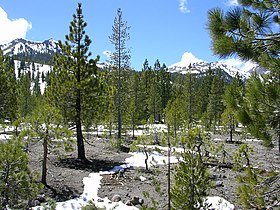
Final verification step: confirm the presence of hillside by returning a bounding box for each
[0,38,61,64]
[1,38,269,82]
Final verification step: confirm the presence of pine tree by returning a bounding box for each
[197,67,214,120]
[141,59,153,122]
[165,98,185,137]
[233,143,278,209]
[24,102,74,185]
[222,73,245,141]
[47,3,104,160]
[109,8,131,139]
[0,135,42,209]
[207,0,280,152]
[207,0,279,69]
[33,71,41,97]
[127,71,143,138]
[205,70,225,131]
[242,72,280,149]
[171,129,210,209]
[0,50,18,122]
[18,73,35,118]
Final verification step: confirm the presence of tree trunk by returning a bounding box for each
[167,137,171,210]
[77,115,85,159]
[42,134,48,185]
[278,122,280,155]
[117,14,122,140]
[76,88,85,160]
[132,117,135,139]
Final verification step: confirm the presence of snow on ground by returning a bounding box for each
[0,134,11,141]
[33,144,234,210]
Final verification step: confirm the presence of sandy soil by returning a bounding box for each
[28,132,280,209]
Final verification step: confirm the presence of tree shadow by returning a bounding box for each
[56,157,126,172]
[43,184,80,202]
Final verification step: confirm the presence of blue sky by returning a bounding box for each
[0,0,241,70]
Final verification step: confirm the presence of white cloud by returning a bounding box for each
[224,0,239,6]
[0,7,32,45]
[103,50,112,58]
[169,52,204,68]
[179,0,190,14]
[221,58,257,72]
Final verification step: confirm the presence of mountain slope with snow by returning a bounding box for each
[168,52,268,80]
[0,38,61,64]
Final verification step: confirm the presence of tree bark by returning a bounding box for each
[76,92,85,160]
[42,133,48,185]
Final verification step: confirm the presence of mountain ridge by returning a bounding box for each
[0,38,61,64]
[0,38,269,79]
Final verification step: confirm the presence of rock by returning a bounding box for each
[139,198,144,205]
[125,200,133,206]
[209,174,218,180]
[139,175,147,181]
[29,199,40,207]
[112,194,121,202]
[215,181,224,187]
[37,195,45,203]
[131,196,143,205]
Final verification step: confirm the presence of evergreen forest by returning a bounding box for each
[0,1,279,209]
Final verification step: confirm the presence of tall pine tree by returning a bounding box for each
[47,3,103,160]
[0,50,18,122]
[109,8,131,139]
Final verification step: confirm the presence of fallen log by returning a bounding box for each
[205,161,233,169]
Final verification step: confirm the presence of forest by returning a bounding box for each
[0,0,279,209]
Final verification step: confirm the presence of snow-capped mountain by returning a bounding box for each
[168,52,267,80]
[0,38,61,64]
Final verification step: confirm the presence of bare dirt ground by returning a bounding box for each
[28,132,280,209]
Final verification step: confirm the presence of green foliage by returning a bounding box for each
[221,73,245,140]
[0,50,18,122]
[18,73,36,118]
[0,135,42,209]
[131,134,157,171]
[109,8,131,139]
[207,0,280,152]
[165,97,185,137]
[141,185,163,210]
[47,3,110,159]
[81,200,105,210]
[241,72,280,148]
[171,129,211,210]
[205,70,225,131]
[233,143,278,209]
[42,198,57,210]
[24,101,74,185]
[207,1,279,69]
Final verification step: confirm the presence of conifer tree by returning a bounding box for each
[141,59,153,122]
[165,98,185,137]
[222,73,244,141]
[127,71,143,138]
[242,73,280,149]
[0,50,18,122]
[0,135,42,209]
[33,71,41,97]
[47,3,105,159]
[205,70,225,131]
[197,67,214,120]
[207,0,279,69]
[18,73,36,118]
[171,130,210,209]
[109,8,131,139]
[25,102,74,185]
[207,0,280,152]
